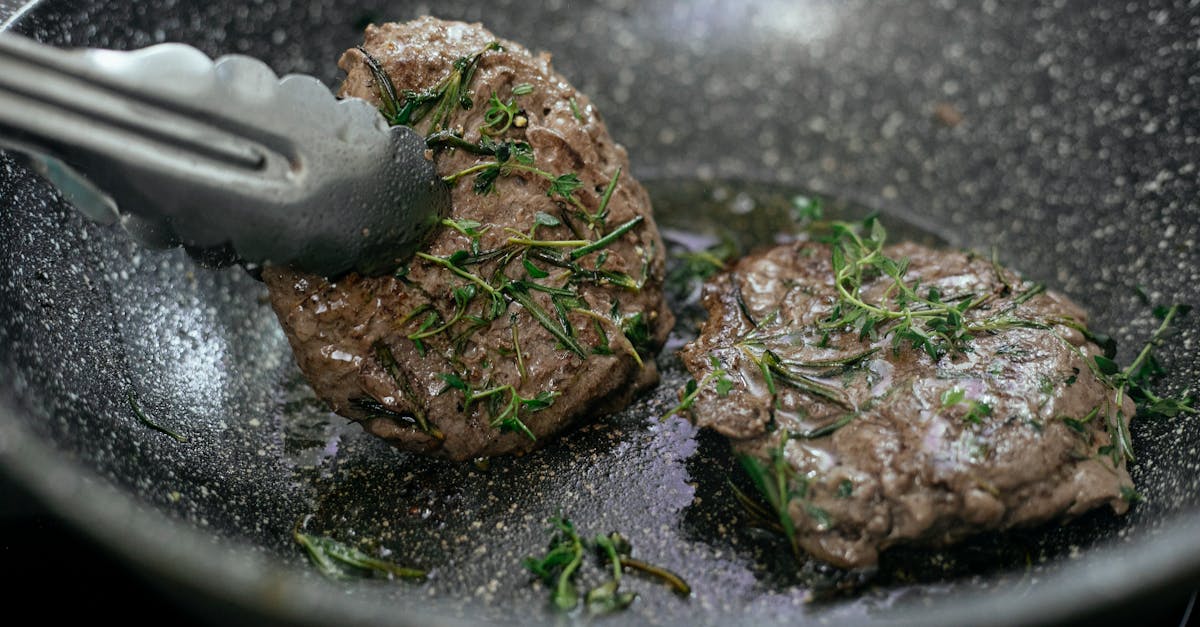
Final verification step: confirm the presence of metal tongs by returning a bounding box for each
[0,33,449,277]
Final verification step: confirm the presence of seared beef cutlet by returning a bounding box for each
[679,229,1134,569]
[264,18,672,460]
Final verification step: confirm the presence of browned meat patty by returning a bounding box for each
[263,18,672,461]
[678,226,1134,569]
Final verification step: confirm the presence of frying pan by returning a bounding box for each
[1,0,1198,624]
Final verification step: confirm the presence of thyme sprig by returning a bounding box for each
[480,84,532,135]
[524,516,690,614]
[821,216,1042,360]
[1104,304,1196,420]
[442,143,620,231]
[663,355,732,420]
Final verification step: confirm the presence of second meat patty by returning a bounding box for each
[678,222,1135,568]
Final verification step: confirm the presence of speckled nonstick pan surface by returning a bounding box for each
[1,1,1198,625]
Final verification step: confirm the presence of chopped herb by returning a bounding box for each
[127,392,186,443]
[940,386,993,425]
[524,516,690,613]
[569,97,584,121]
[294,529,425,581]
[837,479,854,498]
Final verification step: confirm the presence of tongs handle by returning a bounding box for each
[0,33,448,277]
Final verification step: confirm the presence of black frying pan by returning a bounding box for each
[1,1,1198,625]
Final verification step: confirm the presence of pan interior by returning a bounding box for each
[1,1,1198,625]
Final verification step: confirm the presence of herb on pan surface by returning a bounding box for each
[524,516,690,614]
[294,529,426,582]
[1078,303,1195,465]
[127,392,186,443]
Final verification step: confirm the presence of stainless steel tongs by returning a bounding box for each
[0,33,448,277]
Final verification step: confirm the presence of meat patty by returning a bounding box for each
[678,224,1134,569]
[263,18,672,461]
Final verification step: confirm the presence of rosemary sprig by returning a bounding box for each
[294,529,426,581]
[735,439,831,560]
[372,343,442,439]
[358,41,501,132]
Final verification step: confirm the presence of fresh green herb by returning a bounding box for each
[664,355,730,420]
[1120,485,1143,504]
[127,392,186,443]
[1058,406,1100,435]
[358,41,501,132]
[1124,304,1196,418]
[791,194,824,224]
[837,479,854,498]
[1090,303,1195,463]
[504,281,587,358]
[481,89,528,135]
[569,96,584,121]
[820,216,1040,360]
[439,373,555,440]
[569,214,641,260]
[616,309,655,357]
[524,517,585,611]
[940,386,994,425]
[442,138,618,230]
[524,517,690,614]
[665,239,736,298]
[735,439,830,560]
[294,530,426,581]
